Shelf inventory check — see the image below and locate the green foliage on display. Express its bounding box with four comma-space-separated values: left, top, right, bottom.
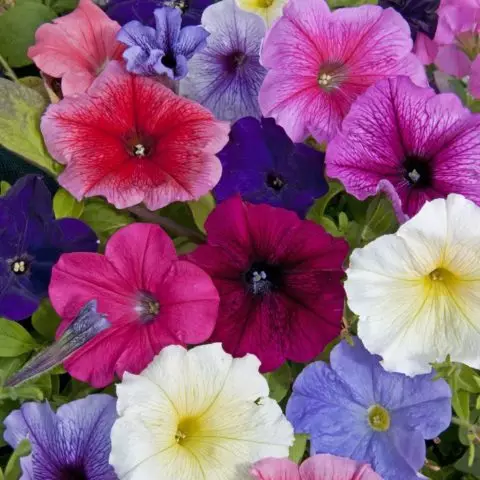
0, 2, 56, 67
4, 439, 31, 480
53, 188, 84, 219
0, 320, 37, 357
265, 363, 292, 403
31, 299, 61, 341
0, 182, 10, 196
187, 193, 215, 233
289, 434, 309, 464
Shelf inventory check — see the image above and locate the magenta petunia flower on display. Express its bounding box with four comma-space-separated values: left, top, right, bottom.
187, 196, 348, 372
259, 0, 428, 143
49, 223, 219, 387
326, 76, 480, 218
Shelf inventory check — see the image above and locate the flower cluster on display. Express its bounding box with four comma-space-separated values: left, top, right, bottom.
0, 0, 479, 478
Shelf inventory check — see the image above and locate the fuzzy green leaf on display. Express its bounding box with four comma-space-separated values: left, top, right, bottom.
187, 193, 215, 234
264, 363, 292, 403
53, 188, 84, 219
289, 434, 308, 464
0, 319, 37, 357
31, 299, 61, 341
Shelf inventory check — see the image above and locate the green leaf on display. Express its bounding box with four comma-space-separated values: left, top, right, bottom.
456, 444, 480, 476
0, 181, 10, 195
53, 188, 84, 219
80, 198, 133, 245
0, 2, 57, 68
173, 236, 197, 255
307, 180, 344, 221
0, 78, 61, 175
31, 299, 61, 341
0, 319, 36, 357
48, 0, 78, 14
361, 194, 399, 243
289, 434, 308, 464
452, 390, 471, 421
187, 193, 215, 234
19, 76, 49, 102
264, 363, 292, 403
5, 439, 31, 480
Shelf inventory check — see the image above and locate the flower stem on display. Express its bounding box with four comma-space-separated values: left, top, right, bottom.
0, 54, 18, 83
128, 205, 206, 244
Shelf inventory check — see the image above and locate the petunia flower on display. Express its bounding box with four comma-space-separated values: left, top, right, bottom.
214, 117, 328, 217
259, 0, 428, 143
28, 0, 125, 96
41, 61, 229, 211
236, 0, 287, 27
0, 175, 98, 321
4, 394, 117, 479
345, 194, 480, 376
251, 455, 382, 480
117, 7, 209, 80
326, 76, 480, 218
106, 0, 213, 28
187, 196, 348, 372
286, 338, 452, 480
180, 0, 267, 122
109, 343, 294, 480
49, 222, 219, 387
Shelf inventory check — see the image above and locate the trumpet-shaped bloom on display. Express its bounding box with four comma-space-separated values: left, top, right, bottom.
28, 0, 125, 96
49, 223, 219, 387
188, 196, 348, 372
251, 455, 381, 480
259, 0, 427, 142
117, 7, 209, 79
286, 338, 451, 480
4, 394, 117, 479
180, 0, 267, 122
236, 0, 287, 27
326, 76, 480, 218
346, 194, 480, 375
110, 343, 294, 480
41, 61, 229, 210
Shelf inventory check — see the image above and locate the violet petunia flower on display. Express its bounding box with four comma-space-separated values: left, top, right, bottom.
180, 0, 267, 122
214, 117, 328, 217
286, 338, 452, 480
0, 175, 98, 321
4, 394, 117, 479
117, 6, 209, 79
106, 0, 213, 27
326, 76, 480, 218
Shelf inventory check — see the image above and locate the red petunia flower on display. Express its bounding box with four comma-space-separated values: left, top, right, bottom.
41, 61, 229, 210
187, 196, 349, 372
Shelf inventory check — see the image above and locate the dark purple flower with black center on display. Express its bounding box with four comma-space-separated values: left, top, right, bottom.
4, 394, 117, 480
379, 0, 441, 40
106, 0, 213, 27
0, 175, 98, 321
117, 6, 209, 80
214, 117, 328, 217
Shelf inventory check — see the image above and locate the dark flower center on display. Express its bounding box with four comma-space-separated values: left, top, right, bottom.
224, 51, 247, 73
165, 0, 189, 13
403, 155, 432, 188
10, 258, 30, 275
161, 52, 177, 69
125, 133, 154, 158
136, 292, 160, 323
317, 62, 346, 92
57, 465, 88, 480
244, 261, 283, 295
266, 173, 286, 191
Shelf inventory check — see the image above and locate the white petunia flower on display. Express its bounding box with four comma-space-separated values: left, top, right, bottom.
345, 194, 480, 376
109, 343, 294, 480
235, 0, 287, 27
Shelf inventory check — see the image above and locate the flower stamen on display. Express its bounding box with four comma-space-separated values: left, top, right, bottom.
367, 404, 390, 432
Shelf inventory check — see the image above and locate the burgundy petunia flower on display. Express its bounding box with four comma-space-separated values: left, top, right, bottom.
187, 196, 348, 372
326, 76, 480, 217
41, 60, 229, 210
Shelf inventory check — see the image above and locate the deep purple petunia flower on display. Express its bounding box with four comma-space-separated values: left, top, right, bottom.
326, 76, 480, 218
106, 0, 213, 27
179, 0, 266, 122
214, 117, 328, 217
117, 6, 209, 79
4, 394, 117, 479
286, 338, 452, 480
0, 175, 98, 321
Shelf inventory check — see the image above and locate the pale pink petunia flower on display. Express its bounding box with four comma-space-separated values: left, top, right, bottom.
28, 0, 125, 95
251, 455, 382, 480
258, 0, 427, 143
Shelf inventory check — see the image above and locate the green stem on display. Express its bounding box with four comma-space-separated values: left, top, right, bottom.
0, 54, 18, 83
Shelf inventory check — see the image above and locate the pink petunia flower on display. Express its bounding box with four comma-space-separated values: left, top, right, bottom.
187, 196, 348, 372
49, 223, 219, 387
28, 0, 125, 96
41, 61, 229, 210
258, 0, 427, 143
326, 76, 480, 218
251, 455, 382, 480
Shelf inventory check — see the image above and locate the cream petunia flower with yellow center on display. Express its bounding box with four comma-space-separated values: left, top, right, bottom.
236, 0, 287, 26
109, 343, 294, 480
345, 194, 480, 376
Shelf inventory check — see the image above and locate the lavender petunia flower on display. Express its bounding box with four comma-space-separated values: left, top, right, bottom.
117, 6, 209, 80
106, 0, 213, 27
0, 175, 98, 321
214, 117, 328, 217
4, 394, 117, 480
286, 338, 452, 480
180, 0, 266, 122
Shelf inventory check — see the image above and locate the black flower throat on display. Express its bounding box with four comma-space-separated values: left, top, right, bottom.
403, 155, 432, 188
244, 262, 283, 296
